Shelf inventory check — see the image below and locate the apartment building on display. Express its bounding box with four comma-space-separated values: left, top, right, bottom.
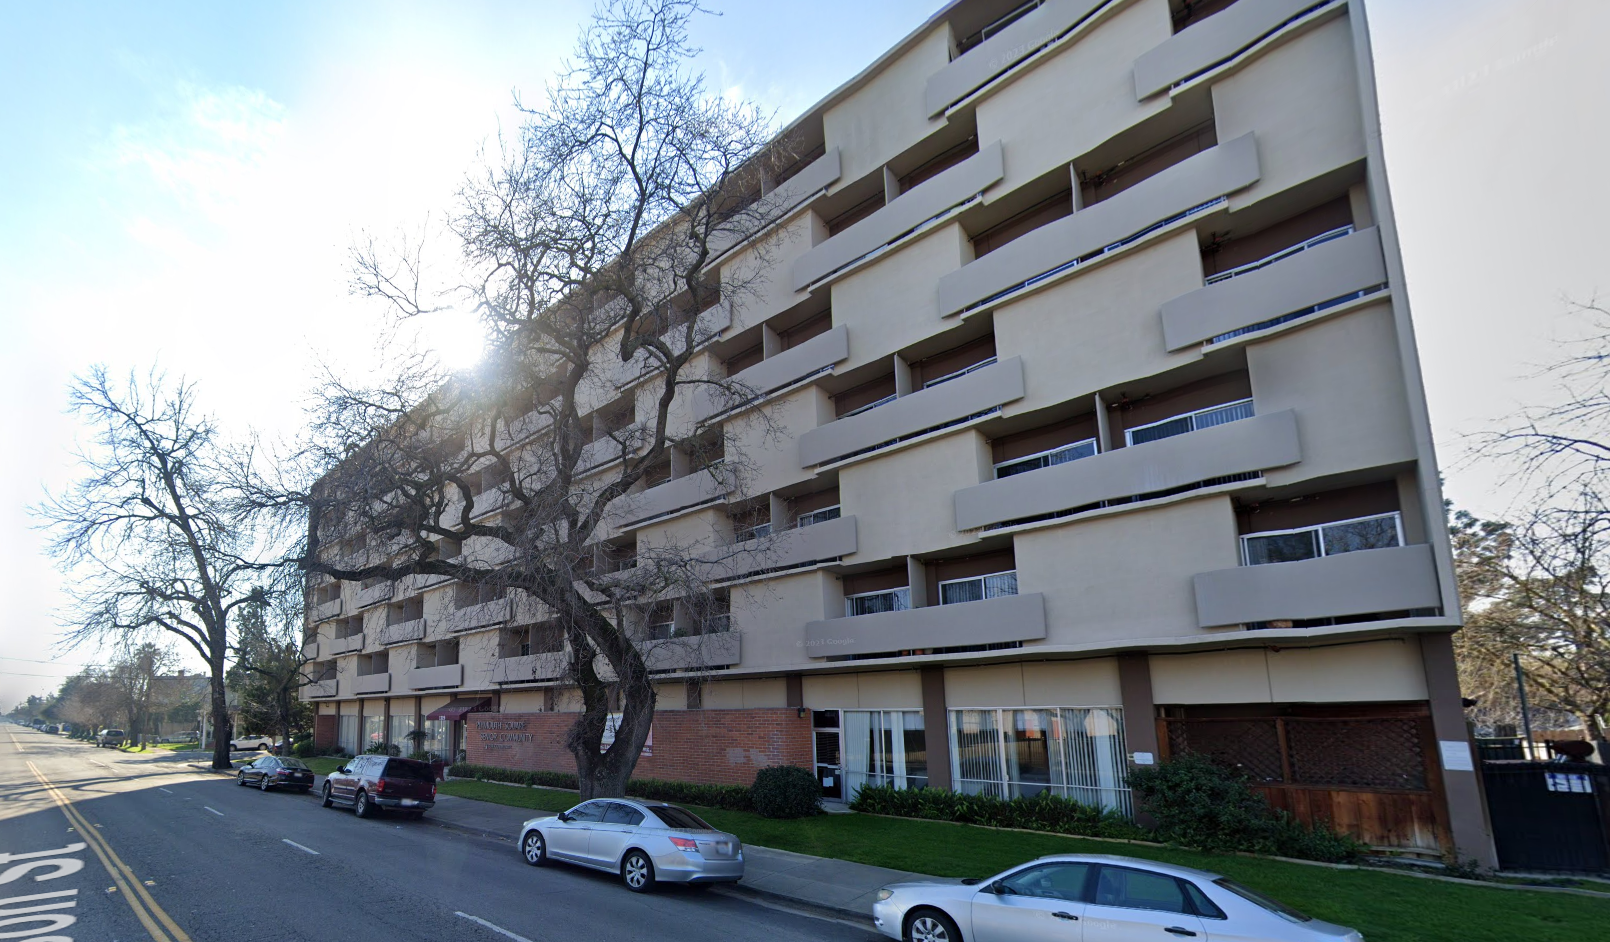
303, 0, 1493, 864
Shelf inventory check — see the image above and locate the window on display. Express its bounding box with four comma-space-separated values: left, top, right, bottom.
644, 604, 676, 641
734, 521, 772, 543
363, 714, 384, 749
1093, 867, 1192, 915
998, 863, 1091, 903
565, 802, 608, 823
603, 803, 646, 826
420, 718, 448, 760
1126, 398, 1253, 446
388, 714, 415, 751
338, 715, 359, 754
650, 806, 713, 830
922, 356, 997, 389
846, 587, 910, 617
840, 392, 896, 418
938, 570, 1017, 605
1214, 879, 1311, 922
995, 439, 1097, 478
843, 710, 926, 795
1206, 225, 1354, 285
796, 505, 841, 528
950, 707, 1130, 811
1241, 512, 1403, 566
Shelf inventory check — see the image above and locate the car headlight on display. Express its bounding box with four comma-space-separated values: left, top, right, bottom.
875, 889, 893, 902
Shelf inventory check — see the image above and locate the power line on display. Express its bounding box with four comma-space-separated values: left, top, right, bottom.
0, 670, 72, 678
0, 656, 90, 667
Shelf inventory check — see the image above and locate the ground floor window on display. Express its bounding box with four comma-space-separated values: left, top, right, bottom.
950, 707, 1130, 813
842, 710, 926, 796
363, 714, 384, 750
420, 718, 448, 760
389, 714, 415, 752
338, 715, 359, 755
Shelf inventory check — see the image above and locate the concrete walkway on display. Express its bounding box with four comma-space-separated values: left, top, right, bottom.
421, 788, 952, 917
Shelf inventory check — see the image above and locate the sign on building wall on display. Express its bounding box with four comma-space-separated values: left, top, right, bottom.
473, 718, 534, 752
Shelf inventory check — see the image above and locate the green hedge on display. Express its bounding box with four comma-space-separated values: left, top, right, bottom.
447, 762, 755, 812
850, 785, 1151, 841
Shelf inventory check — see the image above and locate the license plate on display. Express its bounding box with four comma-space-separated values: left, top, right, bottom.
400, 799, 419, 806
716, 843, 730, 854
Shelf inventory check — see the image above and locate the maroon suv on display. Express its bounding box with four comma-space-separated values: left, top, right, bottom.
320, 755, 436, 819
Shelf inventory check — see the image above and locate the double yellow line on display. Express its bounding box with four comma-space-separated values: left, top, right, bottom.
26, 760, 193, 942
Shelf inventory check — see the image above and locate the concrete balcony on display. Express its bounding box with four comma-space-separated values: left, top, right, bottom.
925, 0, 1107, 115
354, 673, 391, 695
379, 618, 426, 646
305, 679, 338, 699
328, 634, 365, 656
804, 592, 1046, 658
798, 356, 1025, 467
936, 134, 1261, 316
405, 572, 454, 594
444, 597, 513, 633
492, 652, 570, 684
1161, 227, 1386, 350
614, 304, 733, 390
613, 467, 729, 527
312, 598, 343, 623
1192, 543, 1441, 628
954, 409, 1301, 531
1133, 0, 1331, 99
500, 408, 554, 447
301, 640, 320, 660
641, 631, 742, 672
694, 325, 849, 421
407, 663, 464, 691
355, 581, 394, 610
708, 147, 843, 261
704, 515, 858, 581
792, 142, 1004, 289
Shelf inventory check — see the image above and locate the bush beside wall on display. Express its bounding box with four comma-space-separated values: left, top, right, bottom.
849, 785, 1151, 842
447, 762, 755, 812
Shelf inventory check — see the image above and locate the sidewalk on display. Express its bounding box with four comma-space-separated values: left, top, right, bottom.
423, 790, 952, 917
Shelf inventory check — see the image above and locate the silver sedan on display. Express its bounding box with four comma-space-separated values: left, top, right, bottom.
872, 853, 1362, 942
518, 798, 744, 892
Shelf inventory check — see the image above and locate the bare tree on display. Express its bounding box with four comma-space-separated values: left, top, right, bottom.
39, 367, 285, 769
1451, 503, 1610, 740
253, 0, 807, 798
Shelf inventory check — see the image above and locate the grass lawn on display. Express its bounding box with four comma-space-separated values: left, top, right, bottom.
153, 741, 200, 751
438, 779, 1608, 942
303, 757, 345, 776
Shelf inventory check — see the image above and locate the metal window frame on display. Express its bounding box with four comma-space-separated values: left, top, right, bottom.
937, 569, 1019, 605
1125, 397, 1254, 446
1239, 511, 1405, 566
844, 586, 911, 617
993, 438, 1099, 477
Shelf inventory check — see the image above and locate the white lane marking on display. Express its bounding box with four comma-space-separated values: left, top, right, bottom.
455, 912, 538, 942
158, 788, 173, 794
203, 807, 224, 817
281, 839, 319, 856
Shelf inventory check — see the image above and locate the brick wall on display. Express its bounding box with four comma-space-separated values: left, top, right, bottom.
464, 708, 812, 787
314, 713, 338, 753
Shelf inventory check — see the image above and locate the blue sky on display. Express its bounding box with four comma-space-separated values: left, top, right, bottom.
2, 0, 1607, 704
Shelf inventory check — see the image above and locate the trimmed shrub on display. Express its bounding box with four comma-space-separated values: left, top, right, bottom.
443, 763, 755, 812
292, 740, 316, 758
1127, 753, 1364, 863
750, 766, 822, 819
850, 785, 1149, 841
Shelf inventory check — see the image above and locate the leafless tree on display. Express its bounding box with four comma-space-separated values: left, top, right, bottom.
1451, 503, 1610, 740
38, 367, 287, 769
252, 0, 810, 798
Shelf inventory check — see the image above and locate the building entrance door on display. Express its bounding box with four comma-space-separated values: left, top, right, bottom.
813, 710, 842, 799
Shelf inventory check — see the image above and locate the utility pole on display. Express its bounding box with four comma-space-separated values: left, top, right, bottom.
1512, 652, 1534, 760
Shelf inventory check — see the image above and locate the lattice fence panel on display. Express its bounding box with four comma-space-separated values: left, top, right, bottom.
1165, 719, 1284, 783
1286, 717, 1427, 790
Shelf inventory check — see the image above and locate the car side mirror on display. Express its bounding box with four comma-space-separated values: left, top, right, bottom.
556, 812, 571, 823
337, 767, 349, 774
989, 881, 1009, 895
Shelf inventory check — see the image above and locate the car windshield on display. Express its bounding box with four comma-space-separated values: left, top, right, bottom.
1214, 879, 1312, 922
650, 805, 713, 831
382, 759, 435, 781
279, 758, 310, 770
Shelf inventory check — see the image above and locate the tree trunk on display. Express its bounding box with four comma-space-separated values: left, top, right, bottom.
209, 665, 232, 770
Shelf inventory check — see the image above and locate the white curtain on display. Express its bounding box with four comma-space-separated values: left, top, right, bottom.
338, 715, 358, 755
841, 711, 872, 799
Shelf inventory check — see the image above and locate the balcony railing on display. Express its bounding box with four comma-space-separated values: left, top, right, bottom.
354, 673, 391, 695
640, 631, 742, 672
305, 679, 338, 699
1192, 543, 1441, 629
705, 147, 843, 262
925, 0, 1110, 115
492, 651, 569, 684
797, 357, 1025, 467
301, 639, 320, 660
355, 581, 394, 610
328, 634, 365, 656
953, 409, 1301, 531
612, 466, 730, 527
1161, 226, 1388, 351
702, 514, 858, 582
407, 663, 464, 691
936, 134, 1260, 317
445, 597, 512, 633
694, 325, 849, 422
804, 592, 1046, 658
312, 597, 344, 623
1133, 0, 1336, 98
378, 618, 426, 646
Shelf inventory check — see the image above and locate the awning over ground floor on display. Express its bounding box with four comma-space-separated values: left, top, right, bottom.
425, 697, 491, 721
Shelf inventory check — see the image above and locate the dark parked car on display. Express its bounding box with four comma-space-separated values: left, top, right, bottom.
320, 755, 436, 819
237, 755, 316, 792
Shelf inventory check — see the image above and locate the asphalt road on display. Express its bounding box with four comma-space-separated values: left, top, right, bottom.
1, 725, 884, 942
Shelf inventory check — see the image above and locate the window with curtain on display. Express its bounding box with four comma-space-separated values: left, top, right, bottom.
338, 715, 359, 755
421, 718, 448, 760
389, 714, 415, 752
939, 571, 1018, 605
362, 715, 384, 750
950, 707, 1130, 813
841, 710, 927, 798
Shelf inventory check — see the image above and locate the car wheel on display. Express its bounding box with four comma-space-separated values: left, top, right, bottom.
905, 909, 960, 942
353, 790, 373, 818
259, 743, 270, 751
521, 830, 548, 867
621, 850, 655, 893
321, 783, 334, 808
236, 771, 247, 786
259, 775, 271, 792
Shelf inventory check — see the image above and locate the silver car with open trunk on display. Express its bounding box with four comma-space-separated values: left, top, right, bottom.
518, 798, 744, 892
